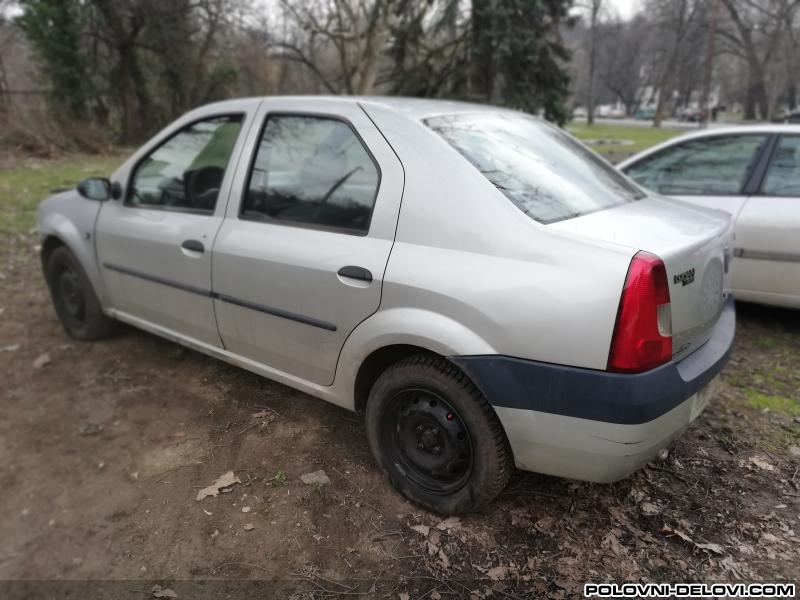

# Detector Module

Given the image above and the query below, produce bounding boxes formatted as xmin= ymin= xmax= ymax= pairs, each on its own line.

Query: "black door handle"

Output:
xmin=337 ymin=266 xmax=372 ymax=282
xmin=181 ymin=239 xmax=205 ymax=253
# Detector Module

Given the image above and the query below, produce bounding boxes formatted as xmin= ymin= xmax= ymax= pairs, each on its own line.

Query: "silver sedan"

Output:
xmin=37 ymin=97 xmax=735 ymax=513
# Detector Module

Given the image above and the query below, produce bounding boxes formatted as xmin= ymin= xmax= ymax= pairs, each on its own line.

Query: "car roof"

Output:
xmin=617 ymin=123 xmax=800 ymax=169
xmin=656 ymin=123 xmax=800 ymax=139
xmin=198 ymin=95 xmax=508 ymax=122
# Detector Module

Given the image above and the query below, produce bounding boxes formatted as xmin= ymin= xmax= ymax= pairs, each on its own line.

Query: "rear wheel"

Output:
xmin=365 ymin=354 xmax=513 ymax=514
xmin=44 ymin=245 xmax=116 ymax=340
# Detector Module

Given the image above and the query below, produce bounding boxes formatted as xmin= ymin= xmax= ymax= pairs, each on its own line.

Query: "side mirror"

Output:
xmin=77 ymin=177 xmax=121 ymax=201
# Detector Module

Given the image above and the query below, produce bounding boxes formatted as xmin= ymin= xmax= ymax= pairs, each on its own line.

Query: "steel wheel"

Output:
xmin=382 ymin=388 xmax=474 ymax=495
xmin=56 ymin=265 xmax=86 ymax=328
xmin=44 ymin=245 xmax=116 ymax=341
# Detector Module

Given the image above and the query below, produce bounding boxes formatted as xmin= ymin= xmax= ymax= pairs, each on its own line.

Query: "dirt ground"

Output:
xmin=1 ymin=227 xmax=799 ymax=599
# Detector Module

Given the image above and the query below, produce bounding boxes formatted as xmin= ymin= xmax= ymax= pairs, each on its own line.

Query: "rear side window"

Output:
xmin=426 ymin=112 xmax=644 ymax=224
xmin=242 ymin=115 xmax=380 ymax=234
xmin=623 ymin=134 xmax=767 ymax=195
xmin=761 ymin=135 xmax=800 ymax=196
xmin=128 ymin=115 xmax=243 ymax=212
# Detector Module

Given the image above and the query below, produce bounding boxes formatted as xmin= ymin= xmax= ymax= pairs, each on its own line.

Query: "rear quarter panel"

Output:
xmin=358 ymin=104 xmax=636 ymax=370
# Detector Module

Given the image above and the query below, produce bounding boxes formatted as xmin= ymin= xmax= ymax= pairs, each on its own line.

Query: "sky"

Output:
xmin=605 ymin=0 xmax=642 ymax=20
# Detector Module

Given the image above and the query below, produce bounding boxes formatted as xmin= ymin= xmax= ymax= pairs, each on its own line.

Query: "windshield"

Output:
xmin=426 ymin=112 xmax=645 ymax=224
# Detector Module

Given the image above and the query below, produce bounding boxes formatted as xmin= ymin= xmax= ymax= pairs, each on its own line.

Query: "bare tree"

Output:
xmin=719 ymin=0 xmax=800 ymax=119
xmin=597 ymin=16 xmax=650 ymax=115
xmin=276 ymin=0 xmax=397 ymax=95
xmin=647 ymin=0 xmax=704 ymax=127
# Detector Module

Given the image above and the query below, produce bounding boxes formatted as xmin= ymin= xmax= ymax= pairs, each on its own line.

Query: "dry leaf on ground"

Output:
xmin=152 ymin=585 xmax=178 ymax=598
xmin=195 ymin=471 xmax=241 ymax=501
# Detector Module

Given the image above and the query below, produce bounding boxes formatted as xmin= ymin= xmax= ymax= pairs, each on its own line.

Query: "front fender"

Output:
xmin=38 ymin=192 xmax=109 ymax=309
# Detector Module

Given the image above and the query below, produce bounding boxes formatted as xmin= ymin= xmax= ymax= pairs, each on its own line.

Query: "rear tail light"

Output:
xmin=607 ymin=251 xmax=672 ymax=373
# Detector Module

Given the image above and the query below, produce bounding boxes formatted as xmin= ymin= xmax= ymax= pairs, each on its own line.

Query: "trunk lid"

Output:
xmin=549 ymin=195 xmax=733 ymax=361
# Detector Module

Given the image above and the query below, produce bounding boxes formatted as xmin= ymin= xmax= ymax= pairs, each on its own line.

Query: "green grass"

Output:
xmin=744 ymin=388 xmax=800 ymax=417
xmin=268 ymin=471 xmax=288 ymax=487
xmin=0 ymin=153 xmax=127 ymax=235
xmin=567 ymin=123 xmax=683 ymax=158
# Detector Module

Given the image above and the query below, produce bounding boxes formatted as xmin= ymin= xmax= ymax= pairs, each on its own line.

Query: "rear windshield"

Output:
xmin=426 ymin=112 xmax=645 ymax=224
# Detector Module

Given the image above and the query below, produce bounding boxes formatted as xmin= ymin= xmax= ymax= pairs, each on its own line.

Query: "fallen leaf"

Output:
xmin=0 ymin=344 xmax=19 ymax=352
xmin=430 ymin=592 xmax=441 ymax=600
xmin=788 ymin=446 xmax=800 ymax=458
xmin=749 ymin=456 xmax=776 ymax=471
xmin=252 ymin=410 xmax=269 ymax=418
xmin=601 ymin=529 xmax=627 ymax=557
xmin=196 ymin=471 xmax=241 ymax=501
xmin=244 ymin=523 xmax=255 ymax=531
xmin=435 ymin=516 xmax=461 ymax=531
xmin=438 ymin=548 xmax=450 ymax=569
xmin=661 ymin=526 xmax=693 ymax=544
xmin=300 ymin=470 xmax=330 ymax=485
xmin=487 ymin=565 xmax=509 ymax=581
xmin=696 ymin=542 xmax=725 ymax=555
xmin=761 ymin=533 xmax=780 ymax=544
xmin=534 ymin=516 xmax=555 ymax=535
xmin=79 ymin=423 xmax=103 ymax=436
xmin=640 ymin=502 xmax=661 ymax=516
xmin=399 ymin=593 xmax=410 ymax=600
xmin=152 ymin=585 xmax=178 ymax=598
xmin=33 ymin=352 xmax=51 ymax=369
xmin=242 ymin=506 xmax=251 ymax=513
xmin=410 ymin=524 xmax=430 ymax=537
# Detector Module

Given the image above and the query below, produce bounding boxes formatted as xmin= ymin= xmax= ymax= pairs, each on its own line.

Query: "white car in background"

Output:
xmin=618 ymin=125 xmax=800 ymax=309
xmin=37 ymin=97 xmax=735 ymax=513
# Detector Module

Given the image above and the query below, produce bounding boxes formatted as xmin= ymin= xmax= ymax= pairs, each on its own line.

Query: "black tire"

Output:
xmin=44 ymin=245 xmax=116 ymax=341
xmin=365 ymin=354 xmax=513 ymax=514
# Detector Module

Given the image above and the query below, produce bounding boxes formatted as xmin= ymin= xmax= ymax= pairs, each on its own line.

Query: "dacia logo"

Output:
xmin=674 ymin=268 xmax=696 ymax=286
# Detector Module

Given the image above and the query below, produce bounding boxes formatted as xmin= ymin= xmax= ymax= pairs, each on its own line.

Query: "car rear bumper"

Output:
xmin=451 ymin=295 xmax=735 ymax=482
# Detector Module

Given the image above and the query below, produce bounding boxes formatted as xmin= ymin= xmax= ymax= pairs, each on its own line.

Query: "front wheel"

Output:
xmin=365 ymin=355 xmax=513 ymax=514
xmin=44 ymin=245 xmax=116 ymax=341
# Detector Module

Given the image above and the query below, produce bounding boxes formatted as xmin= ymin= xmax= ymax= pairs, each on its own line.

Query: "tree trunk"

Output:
xmin=470 ymin=0 xmax=495 ymax=102
xmin=587 ymin=0 xmax=601 ymax=125
xmin=355 ymin=2 xmax=390 ymax=95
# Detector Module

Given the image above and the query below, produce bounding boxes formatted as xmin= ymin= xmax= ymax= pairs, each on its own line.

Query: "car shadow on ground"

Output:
xmin=735 ymin=300 xmax=800 ymax=333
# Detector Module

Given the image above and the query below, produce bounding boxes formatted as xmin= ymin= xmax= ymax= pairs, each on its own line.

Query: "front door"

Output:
xmin=96 ymin=111 xmax=249 ymax=345
xmin=211 ymin=99 xmax=404 ymax=385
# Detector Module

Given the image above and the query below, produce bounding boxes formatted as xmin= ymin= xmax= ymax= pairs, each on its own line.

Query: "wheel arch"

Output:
xmin=40 ymin=234 xmax=66 ymax=270
xmin=336 ymin=307 xmax=497 ymax=412
xmin=354 ymin=344 xmax=439 ymax=413
xmin=38 ymin=208 xmax=110 ymax=309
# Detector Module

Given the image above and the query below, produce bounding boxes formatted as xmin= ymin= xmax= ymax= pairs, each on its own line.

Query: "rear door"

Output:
xmin=734 ymin=134 xmax=800 ymax=307
xmin=96 ymin=104 xmax=254 ymax=345
xmin=211 ymin=99 xmax=404 ymax=386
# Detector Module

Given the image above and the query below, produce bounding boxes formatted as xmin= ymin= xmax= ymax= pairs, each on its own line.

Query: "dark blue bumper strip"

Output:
xmin=451 ymin=296 xmax=735 ymax=425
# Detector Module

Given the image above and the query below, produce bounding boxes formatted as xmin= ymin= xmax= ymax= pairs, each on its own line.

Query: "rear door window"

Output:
xmin=623 ymin=134 xmax=768 ymax=195
xmin=242 ymin=115 xmax=380 ymax=234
